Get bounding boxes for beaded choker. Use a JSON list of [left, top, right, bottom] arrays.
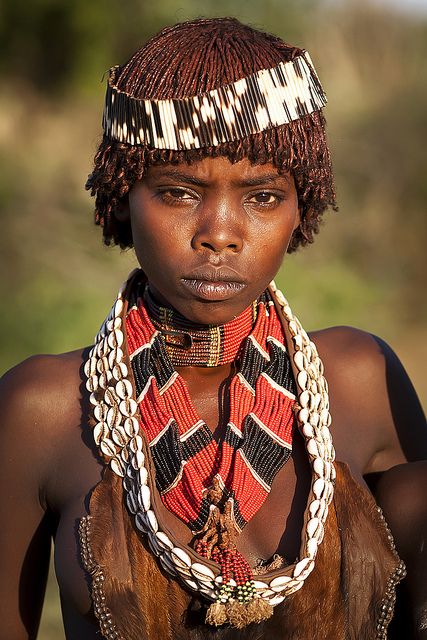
[[103, 51, 326, 150], [85, 270, 336, 629], [143, 287, 257, 367]]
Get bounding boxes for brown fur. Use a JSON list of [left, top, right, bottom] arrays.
[[80, 462, 402, 639]]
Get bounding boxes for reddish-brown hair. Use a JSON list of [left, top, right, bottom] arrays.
[[86, 17, 336, 251]]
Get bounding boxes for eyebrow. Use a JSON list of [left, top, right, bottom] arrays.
[[147, 169, 289, 188]]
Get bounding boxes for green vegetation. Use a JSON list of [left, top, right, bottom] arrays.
[[1, 2, 425, 637]]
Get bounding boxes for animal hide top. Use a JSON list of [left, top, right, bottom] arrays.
[[79, 460, 404, 640]]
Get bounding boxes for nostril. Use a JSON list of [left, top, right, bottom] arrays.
[[201, 242, 215, 251], [200, 241, 238, 251]]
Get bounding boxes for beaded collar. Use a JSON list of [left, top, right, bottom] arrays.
[[143, 286, 258, 367], [85, 270, 336, 627]]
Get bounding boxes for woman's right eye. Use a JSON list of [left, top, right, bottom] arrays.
[[158, 187, 197, 204]]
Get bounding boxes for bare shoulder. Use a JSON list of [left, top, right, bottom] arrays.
[[309, 326, 427, 471], [0, 349, 89, 484]]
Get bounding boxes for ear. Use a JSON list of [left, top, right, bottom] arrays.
[[114, 195, 130, 222]]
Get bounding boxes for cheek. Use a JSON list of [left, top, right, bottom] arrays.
[[130, 209, 190, 272]]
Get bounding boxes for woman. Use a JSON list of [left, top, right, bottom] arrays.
[[1, 17, 426, 640]]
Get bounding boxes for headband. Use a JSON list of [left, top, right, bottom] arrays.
[[103, 51, 326, 151]]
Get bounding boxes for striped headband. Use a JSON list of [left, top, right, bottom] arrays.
[[102, 50, 327, 151]]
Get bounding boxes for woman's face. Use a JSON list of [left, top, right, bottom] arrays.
[[127, 156, 299, 325]]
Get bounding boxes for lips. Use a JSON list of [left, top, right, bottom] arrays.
[[181, 265, 247, 301]]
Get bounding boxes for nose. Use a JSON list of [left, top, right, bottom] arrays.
[[192, 206, 244, 254]]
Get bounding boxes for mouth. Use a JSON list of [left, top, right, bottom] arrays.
[[181, 266, 247, 301]]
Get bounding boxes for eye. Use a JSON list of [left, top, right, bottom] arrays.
[[158, 187, 198, 205], [246, 191, 283, 207]]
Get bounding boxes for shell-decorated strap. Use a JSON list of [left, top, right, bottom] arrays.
[[84, 271, 336, 613], [103, 51, 327, 150]]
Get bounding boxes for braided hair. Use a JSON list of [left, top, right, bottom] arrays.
[[86, 17, 337, 251]]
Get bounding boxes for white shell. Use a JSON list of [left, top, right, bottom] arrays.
[[146, 509, 158, 533], [107, 407, 121, 428], [302, 423, 314, 438], [132, 450, 145, 470], [294, 558, 313, 577], [171, 547, 192, 569], [309, 499, 321, 518], [307, 517, 321, 538], [120, 398, 138, 417], [191, 562, 215, 582], [293, 334, 304, 351], [98, 371, 113, 389], [313, 477, 325, 499], [86, 376, 99, 392], [306, 438, 319, 457], [309, 411, 320, 428], [113, 361, 128, 381], [124, 417, 139, 437], [94, 404, 108, 421], [112, 426, 128, 447], [116, 379, 133, 400], [100, 438, 117, 458], [298, 408, 310, 424], [267, 595, 285, 606], [306, 537, 318, 558], [137, 466, 148, 486], [109, 348, 124, 369], [130, 435, 144, 453], [299, 390, 311, 409], [155, 531, 173, 551], [288, 320, 298, 336], [110, 457, 125, 477], [93, 421, 107, 445], [297, 370, 308, 390], [269, 575, 293, 592], [114, 298, 124, 317], [138, 484, 151, 511], [253, 580, 269, 591], [313, 458, 325, 477], [107, 316, 122, 332], [293, 351, 307, 371]]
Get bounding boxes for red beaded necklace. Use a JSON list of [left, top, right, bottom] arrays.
[[126, 285, 296, 618]]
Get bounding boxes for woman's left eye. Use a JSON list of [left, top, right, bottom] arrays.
[[247, 192, 282, 206]]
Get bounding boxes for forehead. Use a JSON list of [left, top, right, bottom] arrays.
[[144, 156, 292, 186]]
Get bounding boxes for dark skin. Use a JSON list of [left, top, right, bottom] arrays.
[[0, 157, 426, 639]]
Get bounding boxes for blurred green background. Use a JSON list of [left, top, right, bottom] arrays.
[[0, 0, 426, 637]]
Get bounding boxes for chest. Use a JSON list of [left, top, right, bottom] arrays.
[[51, 369, 373, 630]]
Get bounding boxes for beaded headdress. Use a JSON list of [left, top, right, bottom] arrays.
[[102, 51, 326, 150]]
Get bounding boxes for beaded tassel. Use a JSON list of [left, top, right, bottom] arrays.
[[193, 479, 273, 627]]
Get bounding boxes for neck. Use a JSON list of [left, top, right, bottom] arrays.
[[143, 286, 258, 367]]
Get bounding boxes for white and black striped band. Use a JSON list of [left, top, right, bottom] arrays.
[[102, 50, 327, 151]]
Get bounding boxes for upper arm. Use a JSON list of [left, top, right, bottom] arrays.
[[313, 326, 427, 473], [0, 357, 57, 640], [371, 335, 427, 464]]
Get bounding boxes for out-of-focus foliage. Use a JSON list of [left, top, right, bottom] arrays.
[[0, 2, 425, 636]]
